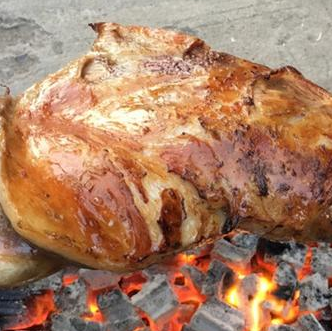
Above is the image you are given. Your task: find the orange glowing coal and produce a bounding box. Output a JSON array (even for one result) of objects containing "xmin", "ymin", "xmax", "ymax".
[
  {"xmin": 4, "ymin": 234, "xmax": 316, "ymax": 331},
  {"xmin": 5, "ymin": 290, "xmax": 55, "ymax": 330},
  {"xmin": 224, "ymin": 246, "xmax": 314, "ymax": 331}
]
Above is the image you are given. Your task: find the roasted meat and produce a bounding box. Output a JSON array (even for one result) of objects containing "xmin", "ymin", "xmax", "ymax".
[{"xmin": 1, "ymin": 23, "xmax": 332, "ymax": 272}]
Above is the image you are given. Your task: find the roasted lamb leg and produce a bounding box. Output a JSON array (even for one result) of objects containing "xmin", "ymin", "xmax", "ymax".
[{"xmin": 1, "ymin": 23, "xmax": 332, "ymax": 273}]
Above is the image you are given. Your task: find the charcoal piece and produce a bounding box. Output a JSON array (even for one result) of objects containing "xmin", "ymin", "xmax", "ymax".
[
  {"xmin": 98, "ymin": 288, "xmax": 143, "ymax": 331},
  {"xmin": 212, "ymin": 238, "xmax": 255, "ymax": 265},
  {"xmin": 239, "ymin": 274, "xmax": 259, "ymax": 300},
  {"xmin": 55, "ymin": 278, "xmax": 88, "ymax": 315},
  {"xmin": 299, "ymin": 273, "xmax": 329, "ymax": 311},
  {"xmin": 202, "ymin": 259, "xmax": 235, "ymax": 297},
  {"xmin": 320, "ymin": 306, "xmax": 332, "ymax": 321},
  {"xmin": 268, "ymin": 325, "xmax": 298, "ymax": 331},
  {"xmin": 272, "ymin": 262, "xmax": 297, "ymax": 300},
  {"xmin": 312, "ymin": 246, "xmax": 332, "ymax": 277},
  {"xmin": 27, "ymin": 269, "xmax": 65, "ymax": 292},
  {"xmin": 182, "ymin": 325, "xmax": 196, "ymax": 331},
  {"xmin": 181, "ymin": 264, "xmax": 205, "ymax": 291},
  {"xmin": 71, "ymin": 317, "xmax": 108, "ymax": 331},
  {"xmin": 131, "ymin": 274, "xmax": 178, "ymax": 321},
  {"xmin": 0, "ymin": 288, "xmax": 30, "ymax": 317},
  {"xmin": 261, "ymin": 239, "xmax": 307, "ymax": 269},
  {"xmin": 231, "ymin": 232, "xmax": 258, "ymax": 252},
  {"xmin": 0, "ymin": 299, "xmax": 26, "ymax": 315},
  {"xmin": 298, "ymin": 313, "xmax": 325, "ymax": 331},
  {"xmin": 79, "ymin": 268, "xmax": 120, "ymax": 291},
  {"xmin": 189, "ymin": 298, "xmax": 245, "ymax": 331},
  {"xmin": 142, "ymin": 263, "xmax": 171, "ymax": 279},
  {"xmin": 51, "ymin": 313, "xmax": 73, "ymax": 331},
  {"xmin": 51, "ymin": 314, "xmax": 107, "ymax": 331}
]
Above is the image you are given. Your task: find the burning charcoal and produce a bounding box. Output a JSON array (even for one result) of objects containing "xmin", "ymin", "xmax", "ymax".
[
  {"xmin": 298, "ymin": 313, "xmax": 325, "ymax": 331},
  {"xmin": 79, "ymin": 269, "xmax": 120, "ymax": 291},
  {"xmin": 312, "ymin": 246, "xmax": 332, "ymax": 278},
  {"xmin": 55, "ymin": 278, "xmax": 88, "ymax": 315},
  {"xmin": 212, "ymin": 238, "xmax": 255, "ymax": 265},
  {"xmin": 231, "ymin": 231, "xmax": 259, "ymax": 253},
  {"xmin": 202, "ymin": 260, "xmax": 235, "ymax": 297},
  {"xmin": 239, "ymin": 274, "xmax": 259, "ymax": 300},
  {"xmin": 299, "ymin": 273, "xmax": 329, "ymax": 311},
  {"xmin": 268, "ymin": 325, "xmax": 298, "ymax": 331},
  {"xmin": 98, "ymin": 288, "xmax": 143, "ymax": 331},
  {"xmin": 131, "ymin": 274, "xmax": 178, "ymax": 321},
  {"xmin": 272, "ymin": 262, "xmax": 297, "ymax": 300},
  {"xmin": 181, "ymin": 264, "xmax": 205, "ymax": 291},
  {"xmin": 261, "ymin": 239, "xmax": 308, "ymax": 269},
  {"xmin": 189, "ymin": 298, "xmax": 245, "ymax": 331}
]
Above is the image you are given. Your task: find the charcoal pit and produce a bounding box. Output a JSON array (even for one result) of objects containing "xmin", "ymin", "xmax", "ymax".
[{"xmin": 1, "ymin": 231, "xmax": 331, "ymax": 331}]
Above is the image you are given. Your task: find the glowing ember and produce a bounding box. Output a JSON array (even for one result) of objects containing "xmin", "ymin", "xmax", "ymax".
[
  {"xmin": 4, "ymin": 290, "xmax": 55, "ymax": 330},
  {"xmin": 3, "ymin": 233, "xmax": 321, "ymax": 331}
]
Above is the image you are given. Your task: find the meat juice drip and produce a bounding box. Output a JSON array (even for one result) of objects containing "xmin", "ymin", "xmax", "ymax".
[{"xmin": 2, "ymin": 232, "xmax": 329, "ymax": 331}]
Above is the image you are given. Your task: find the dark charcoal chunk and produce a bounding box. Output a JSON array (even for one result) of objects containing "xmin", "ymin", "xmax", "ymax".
[
  {"xmin": 202, "ymin": 259, "xmax": 235, "ymax": 297},
  {"xmin": 131, "ymin": 274, "xmax": 178, "ymax": 321},
  {"xmin": 299, "ymin": 273, "xmax": 329, "ymax": 311},
  {"xmin": 312, "ymin": 246, "xmax": 332, "ymax": 277},
  {"xmin": 0, "ymin": 289, "xmax": 29, "ymax": 317},
  {"xmin": 98, "ymin": 289, "xmax": 143, "ymax": 331},
  {"xmin": 55, "ymin": 278, "xmax": 88, "ymax": 315},
  {"xmin": 260, "ymin": 239, "xmax": 308, "ymax": 269},
  {"xmin": 189, "ymin": 298, "xmax": 245, "ymax": 331},
  {"xmin": 181, "ymin": 264, "xmax": 205, "ymax": 291},
  {"xmin": 298, "ymin": 313, "xmax": 325, "ymax": 331},
  {"xmin": 272, "ymin": 262, "xmax": 297, "ymax": 300},
  {"xmin": 181, "ymin": 325, "xmax": 196, "ymax": 331}
]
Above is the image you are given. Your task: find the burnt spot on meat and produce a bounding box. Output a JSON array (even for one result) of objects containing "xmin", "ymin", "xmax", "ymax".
[
  {"xmin": 277, "ymin": 183, "xmax": 291, "ymax": 193},
  {"xmin": 253, "ymin": 163, "xmax": 269, "ymax": 197},
  {"xmin": 242, "ymin": 96, "xmax": 254, "ymax": 106},
  {"xmin": 143, "ymin": 56, "xmax": 191, "ymax": 75},
  {"xmin": 158, "ymin": 188, "xmax": 186, "ymax": 249},
  {"xmin": 222, "ymin": 214, "xmax": 240, "ymax": 234}
]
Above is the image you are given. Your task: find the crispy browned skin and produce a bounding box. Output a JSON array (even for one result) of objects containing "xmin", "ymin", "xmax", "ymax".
[{"xmin": 1, "ymin": 23, "xmax": 332, "ymax": 272}]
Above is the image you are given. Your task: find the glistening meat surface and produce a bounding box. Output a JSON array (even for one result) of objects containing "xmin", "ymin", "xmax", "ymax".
[{"xmin": 1, "ymin": 23, "xmax": 332, "ymax": 271}]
